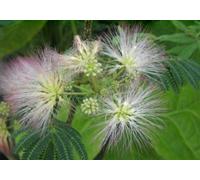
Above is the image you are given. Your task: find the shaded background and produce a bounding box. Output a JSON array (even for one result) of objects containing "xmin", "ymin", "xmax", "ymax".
[{"xmin": 0, "ymin": 20, "xmax": 200, "ymax": 159}]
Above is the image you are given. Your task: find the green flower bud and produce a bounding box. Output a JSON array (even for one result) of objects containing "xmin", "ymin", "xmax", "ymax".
[
  {"xmin": 84, "ymin": 60, "xmax": 103, "ymax": 77},
  {"xmin": 81, "ymin": 97, "xmax": 99, "ymax": 115}
]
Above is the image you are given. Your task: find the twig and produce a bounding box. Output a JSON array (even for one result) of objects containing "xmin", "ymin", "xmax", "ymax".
[
  {"xmin": 66, "ymin": 99, "xmax": 77, "ymax": 125},
  {"xmin": 94, "ymin": 136, "xmax": 111, "ymax": 160},
  {"xmin": 83, "ymin": 20, "xmax": 93, "ymax": 40}
]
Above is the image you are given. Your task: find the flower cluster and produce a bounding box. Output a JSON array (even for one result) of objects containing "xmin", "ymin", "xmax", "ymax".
[
  {"xmin": 81, "ymin": 97, "xmax": 99, "ymax": 115},
  {"xmin": 0, "ymin": 26, "xmax": 166, "ymax": 150}
]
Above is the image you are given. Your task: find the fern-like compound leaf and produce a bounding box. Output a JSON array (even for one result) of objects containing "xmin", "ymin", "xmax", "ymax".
[
  {"xmin": 14, "ymin": 130, "xmax": 39, "ymax": 154},
  {"xmin": 26, "ymin": 133, "xmax": 51, "ymax": 160},
  {"xmin": 12, "ymin": 120, "xmax": 88, "ymax": 160},
  {"xmin": 146, "ymin": 58, "xmax": 200, "ymax": 92}
]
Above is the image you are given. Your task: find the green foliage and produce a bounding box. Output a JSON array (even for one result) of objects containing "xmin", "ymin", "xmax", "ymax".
[
  {"xmin": 104, "ymin": 146, "xmax": 161, "ymax": 160},
  {"xmin": 0, "ymin": 21, "xmax": 46, "ymax": 59},
  {"xmin": 57, "ymin": 105, "xmax": 102, "ymax": 160},
  {"xmin": 13, "ymin": 121, "xmax": 88, "ymax": 160},
  {"xmin": 101, "ymin": 85, "xmax": 200, "ymax": 160},
  {"xmin": 145, "ymin": 58, "xmax": 200, "ymax": 92},
  {"xmin": 1, "ymin": 20, "xmax": 200, "ymax": 160},
  {"xmin": 152, "ymin": 85, "xmax": 200, "ymax": 159},
  {"xmin": 156, "ymin": 21, "xmax": 200, "ymax": 59}
]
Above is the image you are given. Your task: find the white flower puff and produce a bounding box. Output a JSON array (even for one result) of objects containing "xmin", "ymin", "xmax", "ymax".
[
  {"xmin": 102, "ymin": 26, "xmax": 166, "ymax": 77},
  {"xmin": 98, "ymin": 80, "xmax": 164, "ymax": 149},
  {"xmin": 0, "ymin": 49, "xmax": 73, "ymax": 131}
]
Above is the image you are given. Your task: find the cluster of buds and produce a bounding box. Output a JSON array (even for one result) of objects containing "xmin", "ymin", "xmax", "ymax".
[
  {"xmin": 81, "ymin": 97, "xmax": 99, "ymax": 115},
  {"xmin": 64, "ymin": 81, "xmax": 74, "ymax": 92},
  {"xmin": 83, "ymin": 59, "xmax": 102, "ymax": 77}
]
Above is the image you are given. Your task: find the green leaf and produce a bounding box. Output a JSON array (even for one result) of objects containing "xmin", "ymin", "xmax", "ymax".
[
  {"xmin": 14, "ymin": 130, "xmax": 39, "ymax": 154},
  {"xmin": 178, "ymin": 44, "xmax": 197, "ymax": 59},
  {"xmin": 66, "ymin": 133, "xmax": 87, "ymax": 160},
  {"xmin": 171, "ymin": 21, "xmax": 187, "ymax": 31},
  {"xmin": 13, "ymin": 121, "xmax": 87, "ymax": 160},
  {"xmin": 152, "ymin": 85, "xmax": 200, "ymax": 159},
  {"xmin": 57, "ymin": 102, "xmax": 101, "ymax": 160},
  {"xmin": 0, "ymin": 20, "xmax": 46, "ymax": 59},
  {"xmin": 168, "ymin": 43, "xmax": 197, "ymax": 59},
  {"xmin": 57, "ymin": 125, "xmax": 88, "ymax": 160},
  {"xmin": 104, "ymin": 146, "xmax": 162, "ymax": 160},
  {"xmin": 146, "ymin": 58, "xmax": 200, "ymax": 92},
  {"xmin": 151, "ymin": 21, "xmax": 176, "ymax": 36},
  {"xmin": 53, "ymin": 132, "xmax": 73, "ymax": 160},
  {"xmin": 44, "ymin": 142, "xmax": 55, "ymax": 160},
  {"xmin": 0, "ymin": 20, "xmax": 16, "ymax": 27},
  {"xmin": 26, "ymin": 133, "xmax": 51, "ymax": 160},
  {"xmin": 157, "ymin": 33, "xmax": 194, "ymax": 44},
  {"xmin": 71, "ymin": 108, "xmax": 103, "ymax": 159}
]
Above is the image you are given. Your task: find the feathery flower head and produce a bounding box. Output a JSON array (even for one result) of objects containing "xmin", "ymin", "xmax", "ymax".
[
  {"xmin": 98, "ymin": 80, "xmax": 164, "ymax": 149},
  {"xmin": 81, "ymin": 97, "xmax": 99, "ymax": 115},
  {"xmin": 102, "ymin": 26, "xmax": 166, "ymax": 77},
  {"xmin": 65, "ymin": 35, "xmax": 103, "ymax": 77},
  {"xmin": 0, "ymin": 49, "xmax": 73, "ymax": 131}
]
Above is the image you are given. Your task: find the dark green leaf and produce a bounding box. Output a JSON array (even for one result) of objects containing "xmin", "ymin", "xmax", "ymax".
[
  {"xmin": 0, "ymin": 20, "xmax": 46, "ymax": 59},
  {"xmin": 171, "ymin": 21, "xmax": 187, "ymax": 31}
]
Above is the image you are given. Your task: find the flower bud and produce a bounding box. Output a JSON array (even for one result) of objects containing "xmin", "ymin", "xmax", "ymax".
[{"xmin": 81, "ymin": 97, "xmax": 99, "ymax": 115}]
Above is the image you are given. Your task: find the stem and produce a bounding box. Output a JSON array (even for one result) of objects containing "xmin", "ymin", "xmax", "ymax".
[
  {"xmin": 90, "ymin": 76, "xmax": 99, "ymax": 93},
  {"xmin": 70, "ymin": 20, "xmax": 78, "ymax": 36},
  {"xmin": 94, "ymin": 124, "xmax": 121, "ymax": 160},
  {"xmin": 66, "ymin": 99, "xmax": 77, "ymax": 126},
  {"xmin": 66, "ymin": 20, "xmax": 93, "ymax": 125},
  {"xmin": 113, "ymin": 68, "xmax": 124, "ymax": 80},
  {"xmin": 83, "ymin": 20, "xmax": 93, "ymax": 40},
  {"xmin": 94, "ymin": 136, "xmax": 111, "ymax": 160}
]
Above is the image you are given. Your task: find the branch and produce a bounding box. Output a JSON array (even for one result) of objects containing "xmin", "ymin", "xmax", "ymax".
[
  {"xmin": 66, "ymin": 99, "xmax": 77, "ymax": 126},
  {"xmin": 94, "ymin": 136, "xmax": 111, "ymax": 160},
  {"xmin": 83, "ymin": 20, "xmax": 93, "ymax": 40}
]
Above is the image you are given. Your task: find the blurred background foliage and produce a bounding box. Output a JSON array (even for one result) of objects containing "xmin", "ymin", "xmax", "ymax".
[{"xmin": 0, "ymin": 20, "xmax": 200, "ymax": 159}]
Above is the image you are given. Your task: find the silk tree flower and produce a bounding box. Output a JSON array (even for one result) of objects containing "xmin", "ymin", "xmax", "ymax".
[
  {"xmin": 102, "ymin": 26, "xmax": 166, "ymax": 77},
  {"xmin": 97, "ymin": 81, "xmax": 164, "ymax": 149},
  {"xmin": 0, "ymin": 49, "xmax": 73, "ymax": 131},
  {"xmin": 64, "ymin": 35, "xmax": 103, "ymax": 77}
]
